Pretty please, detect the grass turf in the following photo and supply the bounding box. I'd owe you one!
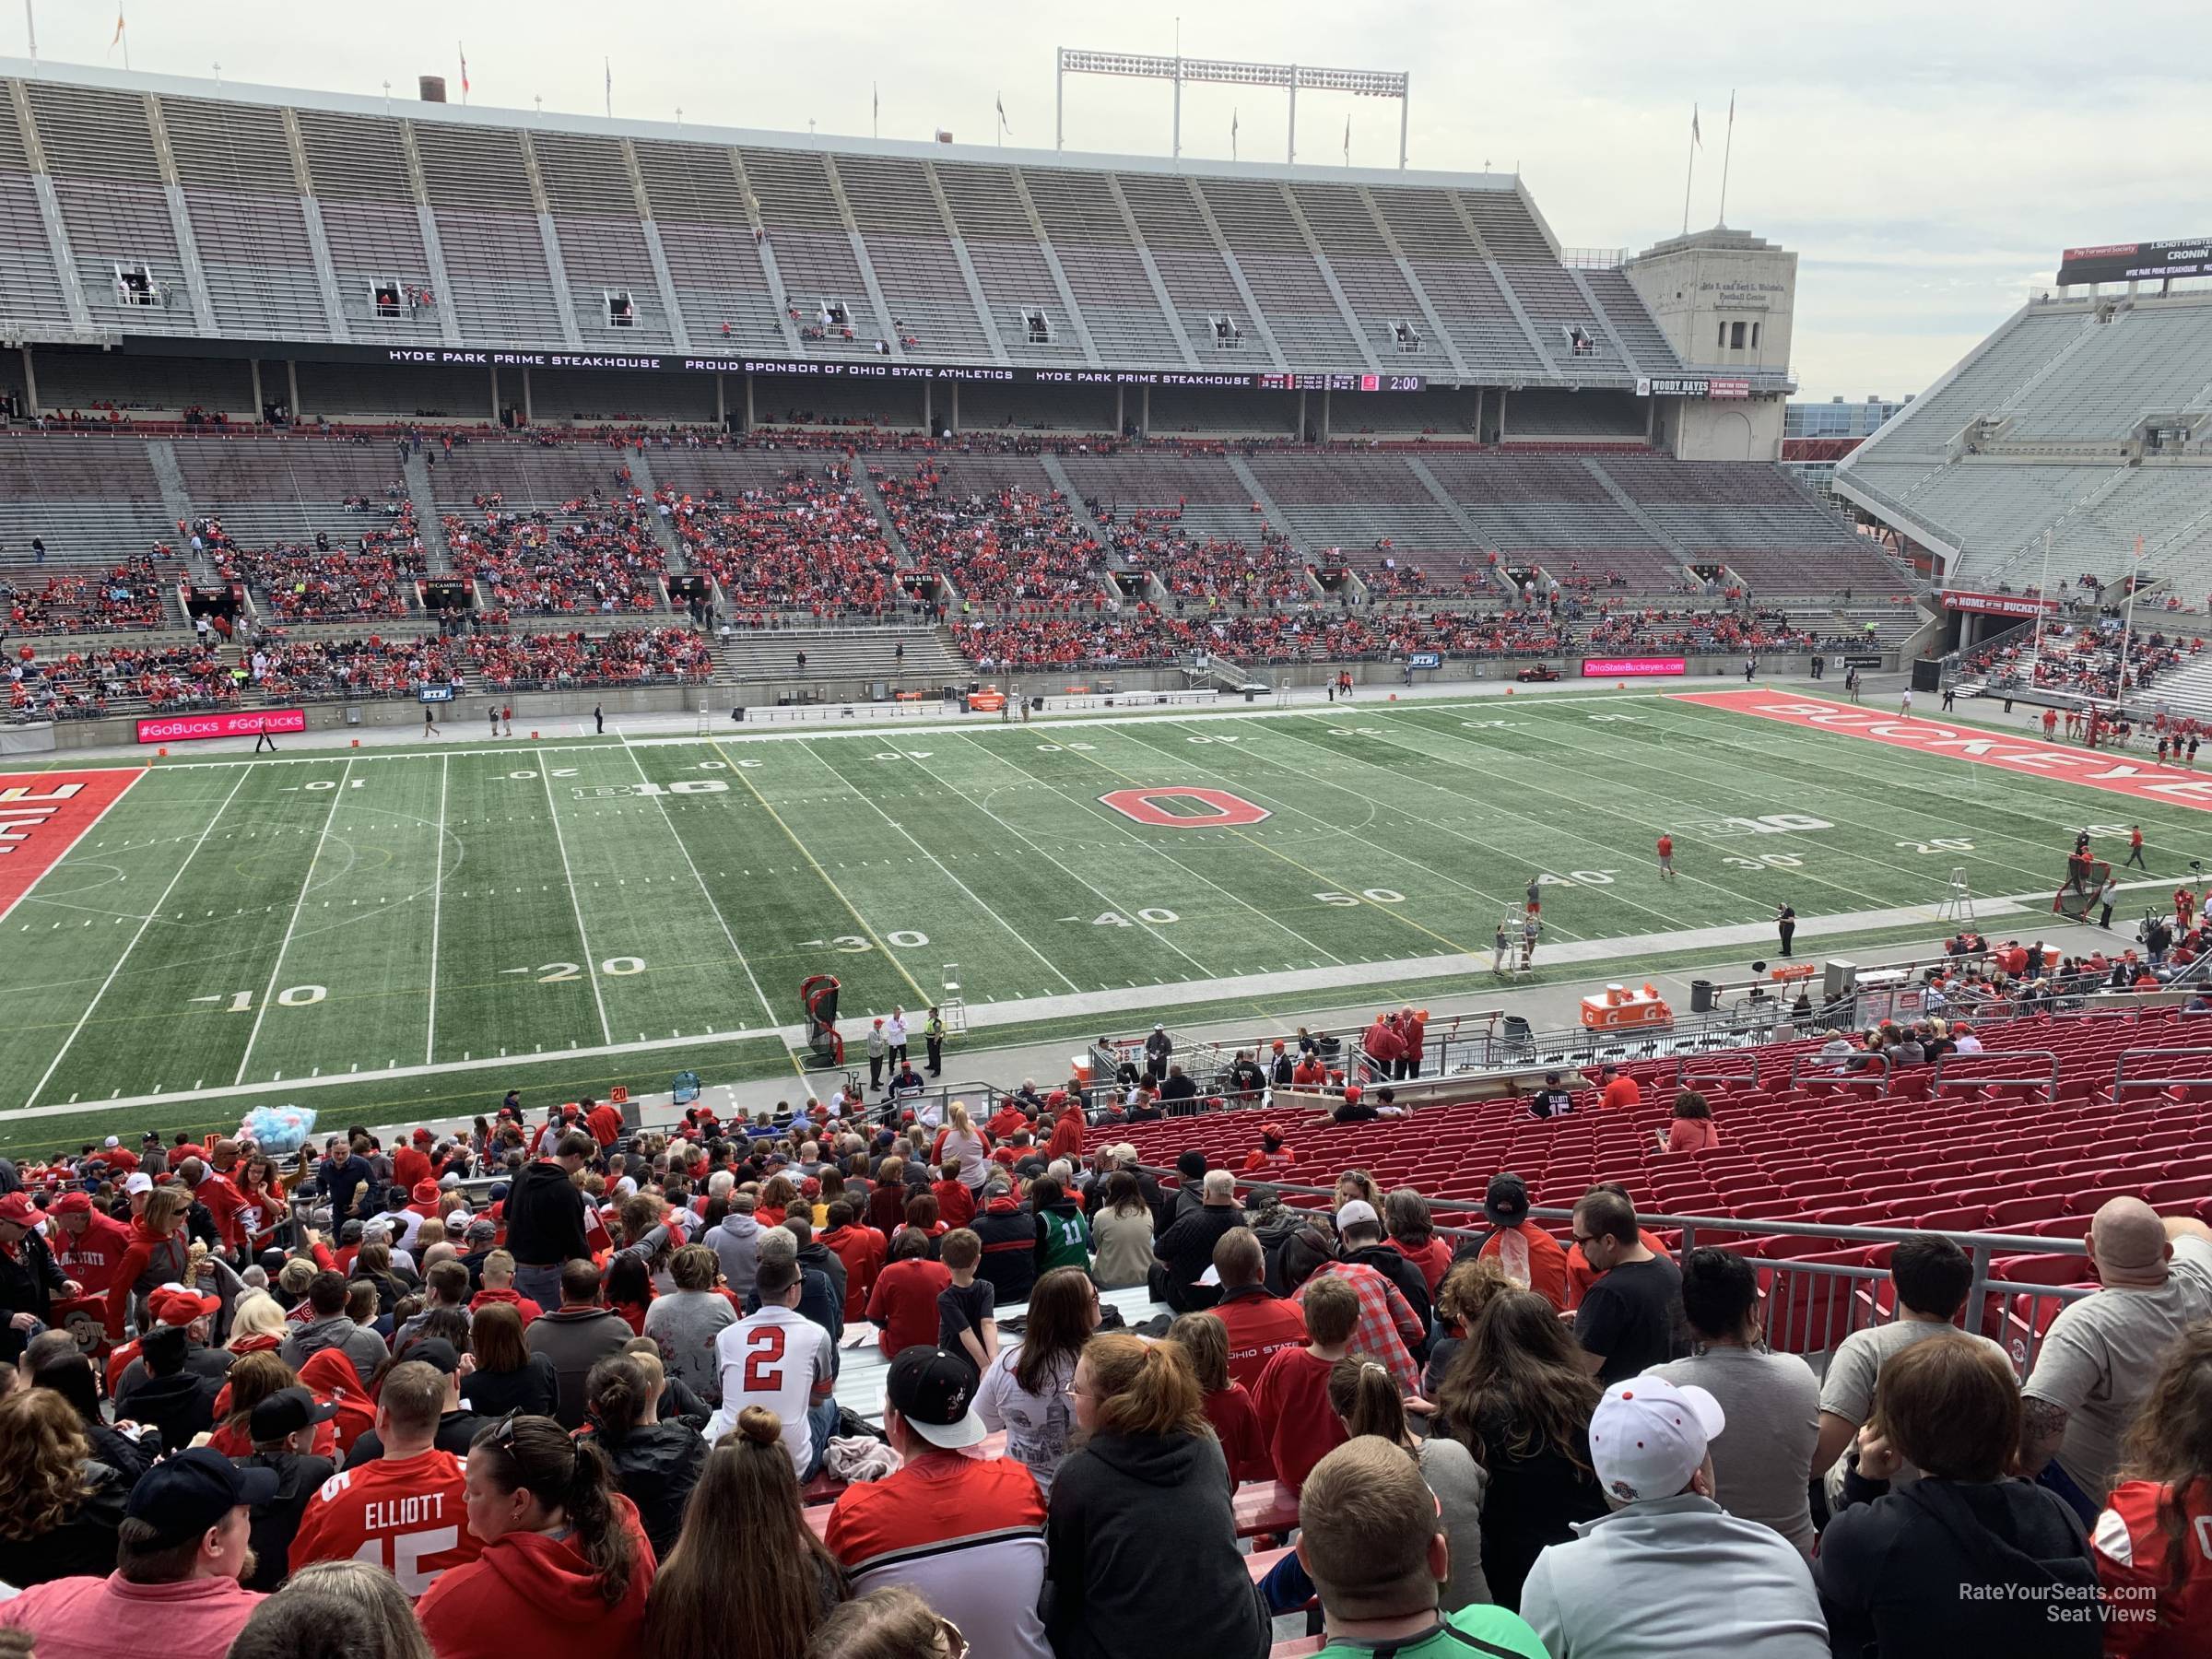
[1,689,2204,1152]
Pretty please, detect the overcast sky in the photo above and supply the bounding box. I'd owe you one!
[29,0,2212,399]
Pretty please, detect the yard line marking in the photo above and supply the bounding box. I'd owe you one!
[936,732,1340,971]
[425,753,449,1065]
[788,739,1080,994]
[615,734,780,1030]
[537,749,613,1047]
[24,767,252,1110]
[236,759,353,1087]
[709,735,933,1005]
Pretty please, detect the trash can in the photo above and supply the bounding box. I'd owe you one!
[1245,688,1256,702]
[1689,979,1716,1014]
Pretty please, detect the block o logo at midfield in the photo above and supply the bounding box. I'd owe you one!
[1099,787,1271,828]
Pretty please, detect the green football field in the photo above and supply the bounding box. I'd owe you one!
[2,687,2206,1152]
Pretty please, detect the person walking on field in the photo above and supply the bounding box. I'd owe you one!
[1776,902,1798,959]
[594,705,604,735]
[501,704,513,736]
[488,705,500,738]
[1900,687,1913,716]
[1656,831,1676,881]
[423,705,440,738]
[2126,826,2147,869]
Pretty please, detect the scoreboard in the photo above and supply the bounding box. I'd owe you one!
[1256,372,1424,392]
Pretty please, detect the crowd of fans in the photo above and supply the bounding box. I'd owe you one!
[0,1058,2204,1659]
[1963,623,2194,703]
[669,468,908,624]
[205,501,427,624]
[6,642,234,719]
[1583,606,1820,655]
[4,558,173,634]
[877,467,1107,606]
[468,628,713,691]
[443,480,667,616]
[1091,507,1312,605]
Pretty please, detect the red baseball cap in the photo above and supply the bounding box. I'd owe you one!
[50,1191,93,1217]
[0,1193,41,1226]
[411,1128,434,1144]
[1260,1124,1284,1141]
[147,1286,221,1325]
[410,1180,440,1204]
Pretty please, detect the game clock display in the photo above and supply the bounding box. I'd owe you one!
[1256,372,1423,392]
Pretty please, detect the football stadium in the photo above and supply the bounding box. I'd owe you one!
[0,22,2210,1659]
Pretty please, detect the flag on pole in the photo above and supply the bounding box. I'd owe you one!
[458,42,469,100]
[1231,107,1238,159]
[995,91,1010,135]
[111,8,124,47]
[605,58,613,117]
[1343,113,1350,164]
[873,82,879,134]
[1691,104,1702,147]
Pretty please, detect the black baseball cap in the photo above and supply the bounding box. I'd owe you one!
[886,1346,987,1450]
[401,1337,463,1375]
[249,1385,339,1445]
[1484,1172,1531,1227]
[124,1448,277,1544]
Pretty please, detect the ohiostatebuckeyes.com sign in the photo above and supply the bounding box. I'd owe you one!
[1583,657,1688,677]
[135,709,307,745]
[1674,691,2212,809]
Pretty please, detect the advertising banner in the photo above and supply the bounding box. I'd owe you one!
[2057,237,2212,287]
[135,709,307,745]
[1582,656,1687,677]
[1944,590,2057,618]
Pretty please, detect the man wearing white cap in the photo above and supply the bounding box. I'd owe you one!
[1519,1376,1828,1658]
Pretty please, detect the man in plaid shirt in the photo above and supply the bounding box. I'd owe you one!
[1291,1203,1424,1394]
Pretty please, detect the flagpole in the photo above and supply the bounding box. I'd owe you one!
[1682,106,1698,237]
[120,16,129,70]
[1716,91,1735,226]
[2034,526,2052,660]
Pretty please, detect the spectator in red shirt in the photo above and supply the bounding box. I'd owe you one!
[1396,1006,1427,1080]
[1168,1312,1270,1483]
[46,1192,133,1296]
[1467,1173,1571,1312]
[819,1201,887,1324]
[393,1132,434,1196]
[1207,1228,1308,1393]
[1384,1189,1453,1300]
[585,1099,624,1148]
[179,1155,250,1259]
[1291,1052,1327,1089]
[1595,1065,1642,1112]
[1045,1097,1086,1164]
[865,1230,952,1359]
[1253,1274,1359,1491]
[415,1414,654,1659]
[1241,1124,1295,1173]
[931,1163,977,1231]
[1361,1011,1403,1078]
[1660,1090,1722,1154]
[2091,1323,2212,1654]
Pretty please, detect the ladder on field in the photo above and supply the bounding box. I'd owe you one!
[939,963,968,1034]
[1937,866,1976,924]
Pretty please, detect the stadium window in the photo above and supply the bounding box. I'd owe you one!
[606,288,636,329]
[1751,322,1761,349]
[822,300,851,329]
[1022,307,1053,344]
[371,279,404,319]
[1729,321,1747,349]
[113,261,159,308]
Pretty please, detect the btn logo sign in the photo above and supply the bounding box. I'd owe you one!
[1099,787,1271,828]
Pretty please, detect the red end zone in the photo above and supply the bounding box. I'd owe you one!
[1672,690,2212,811]
[0,770,147,921]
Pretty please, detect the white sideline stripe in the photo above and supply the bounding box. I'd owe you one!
[22,767,250,1109]
[5,881,2103,1126]
[235,759,352,1087]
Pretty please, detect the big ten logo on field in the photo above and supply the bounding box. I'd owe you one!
[1099,787,1271,828]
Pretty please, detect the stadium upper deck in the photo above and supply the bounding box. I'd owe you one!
[0,58,1714,402]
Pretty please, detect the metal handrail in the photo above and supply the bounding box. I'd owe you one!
[1787,1048,1893,1087]
[1677,1053,1757,1087]
[1929,1049,2060,1092]
[2113,1047,2212,1097]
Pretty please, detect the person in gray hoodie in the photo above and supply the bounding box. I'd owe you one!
[278,1269,389,1387]
[707,1194,762,1300]
[524,1257,635,1430]
[1520,1375,1827,1659]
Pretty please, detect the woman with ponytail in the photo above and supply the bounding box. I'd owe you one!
[643,1406,849,1659]
[416,1412,654,1659]
[1044,1333,1268,1659]
[582,1353,704,1560]
[1330,1358,1490,1610]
